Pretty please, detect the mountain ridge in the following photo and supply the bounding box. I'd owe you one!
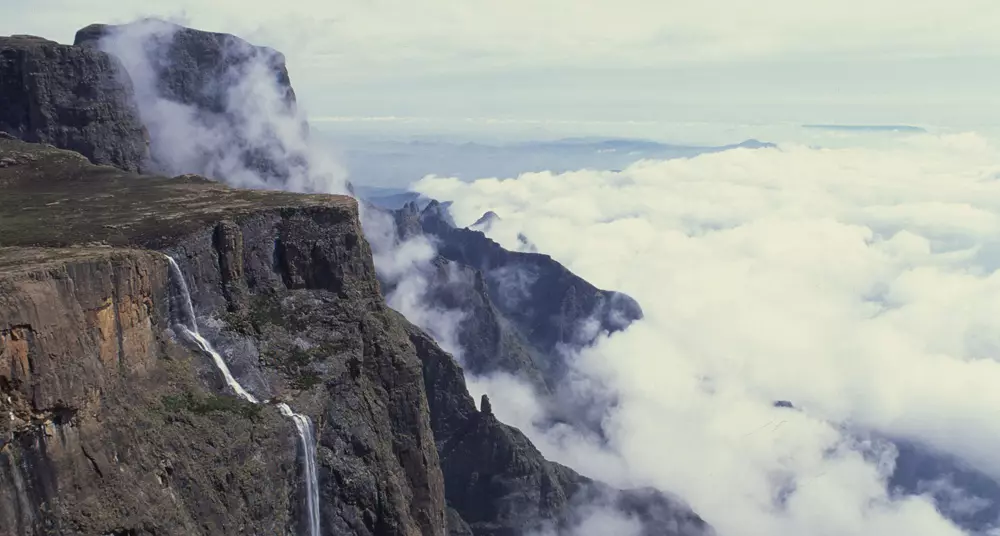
[0,22,709,536]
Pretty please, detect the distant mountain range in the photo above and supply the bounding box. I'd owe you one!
[351,137,775,208]
[328,135,776,191]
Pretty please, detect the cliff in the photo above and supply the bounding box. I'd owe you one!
[0,35,148,172]
[391,200,642,389]
[0,20,710,536]
[409,322,710,536]
[0,248,299,535]
[0,136,707,536]
[74,20,311,190]
[0,138,444,535]
[75,21,296,114]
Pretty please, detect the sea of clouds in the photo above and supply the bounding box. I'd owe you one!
[88,15,1000,533]
[413,132,1000,536]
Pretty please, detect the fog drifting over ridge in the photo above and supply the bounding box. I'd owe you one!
[413,133,1000,535]
[95,18,349,195]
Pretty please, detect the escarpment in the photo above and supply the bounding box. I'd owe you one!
[0,35,148,172]
[406,320,711,536]
[0,248,299,535]
[0,137,447,536]
[0,137,709,536]
[74,19,311,189]
[389,201,643,393]
[75,21,296,114]
[0,19,711,536]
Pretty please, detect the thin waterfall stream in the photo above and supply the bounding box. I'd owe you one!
[166,256,321,536]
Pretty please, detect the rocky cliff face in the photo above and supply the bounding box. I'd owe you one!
[0,134,707,536]
[382,200,641,438]
[0,20,710,536]
[75,22,296,115]
[372,199,710,534]
[388,200,642,393]
[0,35,148,172]
[0,138,445,535]
[75,20,312,191]
[0,248,299,535]
[409,322,710,536]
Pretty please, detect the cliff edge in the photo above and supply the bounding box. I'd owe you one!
[0,35,148,172]
[0,18,711,535]
[0,138,444,535]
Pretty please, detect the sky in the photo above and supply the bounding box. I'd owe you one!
[4,0,1000,132]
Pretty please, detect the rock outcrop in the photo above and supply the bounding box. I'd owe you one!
[75,20,311,190]
[0,35,148,172]
[75,21,297,114]
[386,200,643,394]
[408,320,710,536]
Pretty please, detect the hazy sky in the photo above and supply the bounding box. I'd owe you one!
[4,0,1000,129]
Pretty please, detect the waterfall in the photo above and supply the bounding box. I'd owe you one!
[278,403,321,536]
[166,255,321,536]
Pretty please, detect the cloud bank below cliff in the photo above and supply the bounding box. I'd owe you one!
[414,133,1000,535]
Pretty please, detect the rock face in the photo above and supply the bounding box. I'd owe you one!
[376,201,709,535]
[409,321,710,536]
[75,21,296,115]
[0,248,299,535]
[0,138,709,536]
[387,200,643,394]
[0,19,711,536]
[0,130,709,536]
[75,20,312,190]
[0,35,148,172]
[0,138,444,536]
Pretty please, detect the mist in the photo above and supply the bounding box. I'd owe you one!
[94,17,347,194]
[413,133,1000,536]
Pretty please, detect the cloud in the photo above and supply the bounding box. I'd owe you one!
[413,133,1000,535]
[5,0,1000,78]
[95,18,347,194]
[362,206,469,360]
[7,3,1000,129]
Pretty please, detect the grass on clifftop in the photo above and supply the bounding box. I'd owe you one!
[0,137,356,252]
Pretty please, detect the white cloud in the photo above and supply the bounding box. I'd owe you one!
[414,133,1000,535]
[6,2,1000,127]
[5,1,1000,76]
